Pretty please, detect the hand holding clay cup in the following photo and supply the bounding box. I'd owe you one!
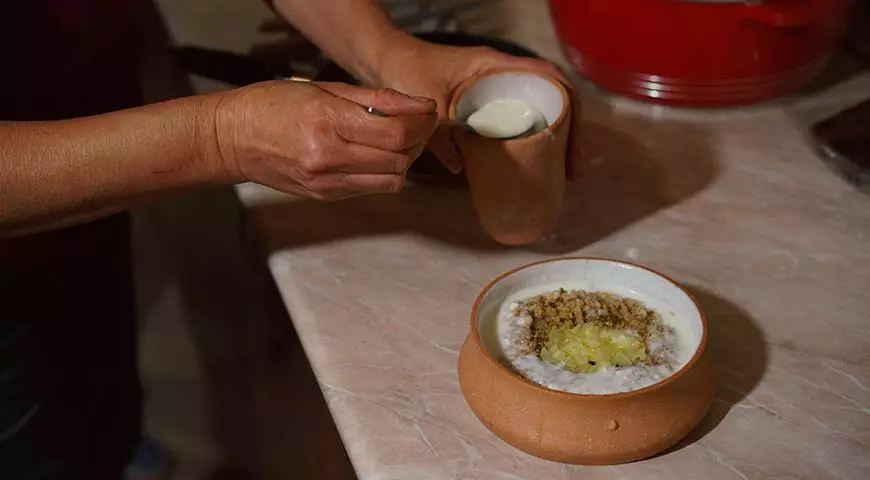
[448,69,571,245]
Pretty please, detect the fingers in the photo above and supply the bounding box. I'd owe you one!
[294,140,423,200]
[325,143,423,175]
[316,83,439,153]
[318,83,437,116]
[334,108,438,152]
[427,91,464,174]
[427,125,464,174]
[231,80,427,201]
[307,173,406,201]
[342,173,405,195]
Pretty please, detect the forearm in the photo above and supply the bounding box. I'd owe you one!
[0,94,230,237]
[271,0,418,85]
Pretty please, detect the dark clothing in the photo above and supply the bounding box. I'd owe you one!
[0,1,145,479]
[0,215,141,480]
[0,0,139,104]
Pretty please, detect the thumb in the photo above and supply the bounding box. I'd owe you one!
[316,83,437,116]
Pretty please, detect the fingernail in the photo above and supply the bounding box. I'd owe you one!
[412,96,437,108]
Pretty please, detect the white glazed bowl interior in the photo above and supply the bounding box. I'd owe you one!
[455,72,566,128]
[476,258,704,379]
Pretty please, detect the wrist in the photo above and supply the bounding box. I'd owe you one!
[360,30,426,87]
[195,91,246,185]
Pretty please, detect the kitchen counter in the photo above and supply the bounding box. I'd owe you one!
[236,2,870,478]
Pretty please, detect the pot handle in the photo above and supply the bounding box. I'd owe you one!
[740,0,835,27]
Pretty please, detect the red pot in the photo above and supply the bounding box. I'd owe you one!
[549,0,855,107]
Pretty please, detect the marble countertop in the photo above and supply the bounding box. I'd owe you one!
[236,2,870,478]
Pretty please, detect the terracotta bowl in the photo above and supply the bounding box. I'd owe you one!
[448,69,571,246]
[458,258,715,465]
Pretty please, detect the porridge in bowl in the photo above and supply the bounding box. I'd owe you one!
[460,258,714,464]
[483,283,694,395]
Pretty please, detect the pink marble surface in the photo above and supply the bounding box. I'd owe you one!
[236,4,870,478]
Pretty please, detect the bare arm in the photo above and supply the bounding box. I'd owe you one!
[1,81,436,238]
[0,95,228,237]
[271,0,417,86]
[271,0,581,177]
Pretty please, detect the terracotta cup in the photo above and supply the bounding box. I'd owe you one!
[458,258,716,465]
[448,69,571,246]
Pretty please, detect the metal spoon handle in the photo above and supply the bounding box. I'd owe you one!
[367,106,474,132]
[439,119,474,130]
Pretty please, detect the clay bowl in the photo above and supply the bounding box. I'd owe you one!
[458,257,715,465]
[448,69,571,246]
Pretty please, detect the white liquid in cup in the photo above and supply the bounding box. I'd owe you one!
[466,99,546,139]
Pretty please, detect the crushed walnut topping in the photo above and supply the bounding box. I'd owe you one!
[511,289,670,365]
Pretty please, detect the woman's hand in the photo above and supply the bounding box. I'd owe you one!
[375,40,582,179]
[212,80,438,200]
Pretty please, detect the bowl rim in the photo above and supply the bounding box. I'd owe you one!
[447,67,571,140]
[469,256,709,400]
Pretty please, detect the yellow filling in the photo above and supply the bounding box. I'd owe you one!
[539,323,647,373]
